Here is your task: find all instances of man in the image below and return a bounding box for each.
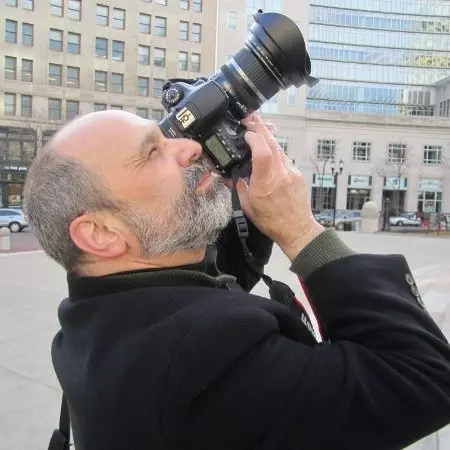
[24,111,449,450]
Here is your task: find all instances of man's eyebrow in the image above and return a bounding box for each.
[138,129,160,157]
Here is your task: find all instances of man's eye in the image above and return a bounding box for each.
[147,147,157,159]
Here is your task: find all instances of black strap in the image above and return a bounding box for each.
[48,395,71,450]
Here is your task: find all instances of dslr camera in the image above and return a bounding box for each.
[159,10,319,178]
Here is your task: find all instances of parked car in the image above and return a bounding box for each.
[323,210,361,230]
[389,213,421,227]
[0,208,28,232]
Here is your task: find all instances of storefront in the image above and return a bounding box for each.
[383,177,408,214]
[417,178,443,213]
[347,175,372,210]
[311,173,335,211]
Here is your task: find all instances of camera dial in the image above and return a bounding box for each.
[163,87,184,106]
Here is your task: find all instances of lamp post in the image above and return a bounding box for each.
[331,159,344,228]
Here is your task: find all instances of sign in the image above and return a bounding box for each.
[0,164,28,172]
[420,178,443,192]
[313,174,335,188]
[384,177,407,190]
[349,175,371,189]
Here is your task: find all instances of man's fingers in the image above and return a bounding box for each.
[244,131,273,184]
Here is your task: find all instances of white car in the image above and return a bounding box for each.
[0,208,29,232]
[389,213,421,227]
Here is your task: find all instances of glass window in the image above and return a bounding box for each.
[192,0,202,12]
[137,77,149,96]
[4,56,17,80]
[352,141,371,162]
[155,0,167,4]
[49,29,63,51]
[94,103,107,111]
[66,100,80,121]
[153,48,166,67]
[112,8,125,29]
[191,53,201,72]
[140,14,151,34]
[388,143,406,163]
[5,20,18,43]
[6,0,18,6]
[139,45,150,65]
[316,139,336,161]
[180,0,189,9]
[287,86,297,105]
[96,4,109,26]
[49,63,62,86]
[179,21,189,40]
[178,51,188,70]
[48,98,62,120]
[21,59,33,82]
[152,109,164,121]
[423,145,442,165]
[67,66,80,88]
[111,73,124,94]
[4,93,16,116]
[228,11,237,30]
[192,23,201,42]
[153,78,164,98]
[21,95,32,117]
[24,0,34,10]
[22,23,34,46]
[110,105,123,110]
[136,107,148,119]
[95,37,108,58]
[68,0,81,20]
[95,70,107,91]
[112,40,125,61]
[276,137,289,155]
[50,0,63,16]
[154,16,167,36]
[68,32,81,54]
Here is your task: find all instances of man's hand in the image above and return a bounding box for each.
[237,113,324,261]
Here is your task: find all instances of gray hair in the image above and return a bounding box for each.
[23,146,121,270]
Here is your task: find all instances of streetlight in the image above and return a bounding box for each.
[331,158,344,228]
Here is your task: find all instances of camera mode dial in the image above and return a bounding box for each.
[163,87,184,106]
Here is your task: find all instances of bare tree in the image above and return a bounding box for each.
[307,153,333,212]
[22,109,60,152]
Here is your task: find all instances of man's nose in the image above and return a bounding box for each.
[176,138,203,167]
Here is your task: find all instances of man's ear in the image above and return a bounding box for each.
[69,213,128,260]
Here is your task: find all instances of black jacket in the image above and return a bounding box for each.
[52,227,450,450]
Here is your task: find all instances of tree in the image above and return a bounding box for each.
[22,109,60,153]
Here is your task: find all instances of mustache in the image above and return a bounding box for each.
[184,157,216,191]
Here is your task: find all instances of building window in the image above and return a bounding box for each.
[110,105,123,110]
[192,23,201,42]
[136,107,149,119]
[423,145,442,165]
[21,59,33,82]
[154,16,167,36]
[112,8,125,29]
[24,0,34,10]
[388,143,407,163]
[352,141,371,162]
[112,40,125,61]
[260,95,279,114]
[139,45,150,65]
[48,98,62,120]
[66,100,80,121]
[68,32,81,54]
[21,95,32,117]
[94,103,107,111]
[153,48,166,67]
[191,53,200,72]
[178,51,188,71]
[192,0,202,12]
[96,4,109,26]
[4,93,16,115]
[179,21,189,40]
[4,56,17,80]
[68,0,81,21]
[49,64,62,86]
[155,0,167,4]
[152,109,164,120]
[287,86,297,106]
[140,14,151,34]
[153,78,164,98]
[49,29,63,51]
[5,20,18,43]
[111,73,124,94]
[137,77,149,96]
[418,190,443,214]
[6,0,18,6]
[228,11,237,30]
[276,137,289,155]
[95,37,108,58]
[67,66,80,88]
[22,23,33,46]
[316,139,336,161]
[50,0,63,16]
[95,70,107,91]
[180,0,189,9]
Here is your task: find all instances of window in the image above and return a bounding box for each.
[153,48,166,67]
[152,109,164,120]
[155,0,167,4]
[139,45,150,65]
[66,100,80,121]
[94,103,107,111]
[96,4,109,26]
[21,95,32,117]
[6,0,18,6]
[49,29,63,51]
[178,51,188,70]
[4,94,16,115]
[68,0,81,21]
[21,59,33,82]
[68,32,81,54]
[138,77,149,96]
[67,66,80,88]
[192,23,201,42]
[191,53,201,72]
[153,78,164,98]
[276,137,289,155]
[192,0,202,12]
[50,0,63,16]
[180,0,189,9]
[417,190,443,214]
[287,86,297,106]
[316,139,336,161]
[154,17,167,36]
[110,105,123,110]
[111,73,124,94]
[112,8,125,29]
[48,98,62,120]
[49,64,62,86]
[95,37,108,58]
[136,107,149,119]
[140,14,151,34]
[24,0,34,10]
[5,57,17,80]
[5,20,18,43]
[260,95,279,114]
[423,145,442,165]
[112,40,125,61]
[95,71,107,91]
[388,143,407,163]
[228,11,237,30]
[22,23,33,46]
[179,21,189,40]
[352,142,371,162]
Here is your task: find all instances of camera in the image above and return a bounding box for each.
[158,10,319,178]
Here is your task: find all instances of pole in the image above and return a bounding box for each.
[332,172,338,228]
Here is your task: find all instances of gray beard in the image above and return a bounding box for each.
[121,158,233,258]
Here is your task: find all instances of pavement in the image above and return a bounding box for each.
[0,232,449,449]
